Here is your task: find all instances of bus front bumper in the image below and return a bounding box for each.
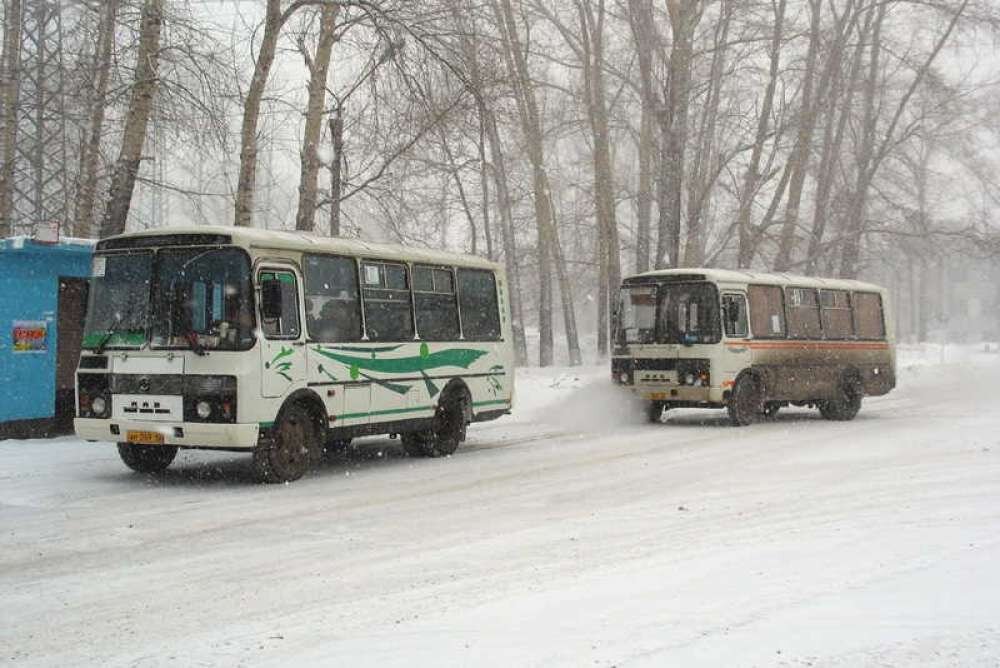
[74,418,261,450]
[622,384,725,405]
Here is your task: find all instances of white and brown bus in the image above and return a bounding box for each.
[611,269,895,425]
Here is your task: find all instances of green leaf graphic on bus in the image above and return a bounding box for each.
[268,346,294,382]
[313,345,489,397]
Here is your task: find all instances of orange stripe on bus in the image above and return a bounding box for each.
[726,341,888,351]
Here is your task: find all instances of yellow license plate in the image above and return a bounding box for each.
[126,430,164,445]
[648,392,669,401]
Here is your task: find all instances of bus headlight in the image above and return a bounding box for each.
[91,396,107,416]
[620,372,630,384]
[196,401,212,419]
[685,373,695,386]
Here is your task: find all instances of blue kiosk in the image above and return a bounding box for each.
[0,236,94,438]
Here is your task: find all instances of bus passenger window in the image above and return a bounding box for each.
[722,294,748,338]
[819,289,853,339]
[259,271,300,339]
[853,292,885,339]
[362,261,414,341]
[458,269,501,341]
[304,254,362,342]
[747,285,786,338]
[786,287,822,339]
[413,266,460,341]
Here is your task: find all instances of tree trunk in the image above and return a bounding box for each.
[806,8,871,274]
[735,0,786,269]
[684,0,731,267]
[838,1,885,277]
[295,5,340,232]
[0,0,23,236]
[626,0,657,274]
[656,0,702,268]
[483,108,528,365]
[576,0,620,357]
[550,193,583,366]
[75,0,119,238]
[328,112,343,236]
[235,0,283,228]
[493,0,558,366]
[100,0,163,238]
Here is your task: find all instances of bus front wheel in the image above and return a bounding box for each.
[646,400,666,423]
[254,403,319,482]
[728,375,763,427]
[117,443,177,474]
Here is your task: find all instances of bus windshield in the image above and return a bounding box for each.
[83,252,153,350]
[617,285,657,344]
[83,247,255,352]
[658,282,720,344]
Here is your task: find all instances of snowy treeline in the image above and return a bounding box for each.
[1,0,999,361]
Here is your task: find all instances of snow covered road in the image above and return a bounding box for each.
[2,346,999,666]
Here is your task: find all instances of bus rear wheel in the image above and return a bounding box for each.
[117,443,177,474]
[254,403,319,483]
[728,375,763,427]
[403,392,467,457]
[818,376,862,421]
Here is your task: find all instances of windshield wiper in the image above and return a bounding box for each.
[183,330,207,356]
[92,320,123,356]
[94,304,143,355]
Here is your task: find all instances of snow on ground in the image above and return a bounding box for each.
[2,346,999,666]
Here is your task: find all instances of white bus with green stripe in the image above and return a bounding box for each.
[74,227,515,482]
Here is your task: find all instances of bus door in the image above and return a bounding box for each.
[258,266,307,398]
[720,292,752,381]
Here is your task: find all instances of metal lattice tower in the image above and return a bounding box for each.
[10,0,69,237]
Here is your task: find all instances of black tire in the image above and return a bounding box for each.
[253,403,320,483]
[404,391,468,458]
[762,402,781,419]
[646,400,665,423]
[818,375,863,421]
[323,438,352,459]
[117,442,178,474]
[728,374,763,427]
[401,430,433,457]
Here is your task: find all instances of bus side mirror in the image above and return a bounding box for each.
[260,280,283,320]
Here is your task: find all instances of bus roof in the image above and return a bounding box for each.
[624,267,886,293]
[96,225,502,272]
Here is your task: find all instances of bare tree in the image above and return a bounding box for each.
[101,0,163,238]
[295,5,341,232]
[75,0,119,238]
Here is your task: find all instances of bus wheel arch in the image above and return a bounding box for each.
[254,390,327,483]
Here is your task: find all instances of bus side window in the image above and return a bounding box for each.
[458,269,501,341]
[722,294,748,338]
[853,291,885,339]
[303,254,362,342]
[413,265,460,340]
[259,271,300,339]
[786,287,822,339]
[361,261,414,341]
[747,285,785,338]
[819,289,853,339]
